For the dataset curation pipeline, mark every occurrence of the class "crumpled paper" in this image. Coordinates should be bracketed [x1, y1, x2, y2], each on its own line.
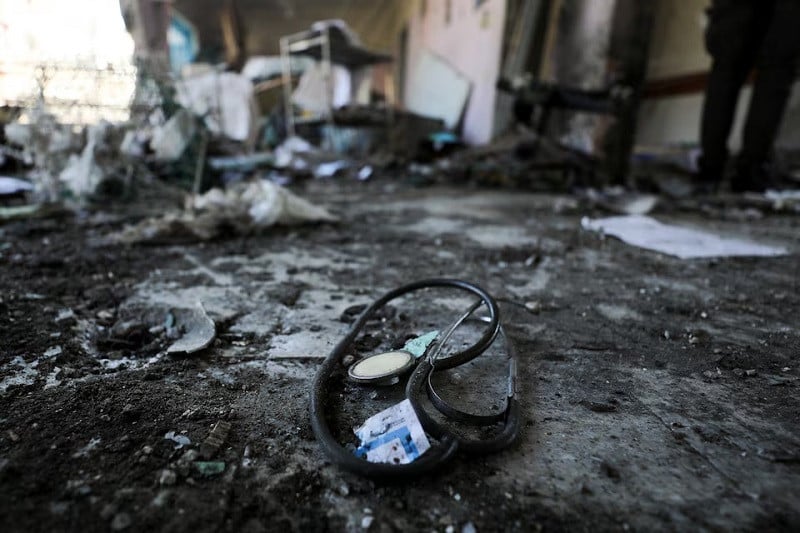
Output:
[111, 179, 337, 244]
[354, 399, 430, 465]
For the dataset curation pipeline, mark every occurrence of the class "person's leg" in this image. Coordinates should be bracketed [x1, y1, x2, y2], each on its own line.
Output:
[698, 0, 768, 185]
[734, 0, 800, 192]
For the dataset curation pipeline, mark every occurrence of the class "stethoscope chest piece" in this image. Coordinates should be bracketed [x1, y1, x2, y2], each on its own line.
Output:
[347, 350, 415, 385]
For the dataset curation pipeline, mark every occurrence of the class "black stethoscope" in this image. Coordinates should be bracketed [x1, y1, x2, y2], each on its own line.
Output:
[310, 278, 520, 479]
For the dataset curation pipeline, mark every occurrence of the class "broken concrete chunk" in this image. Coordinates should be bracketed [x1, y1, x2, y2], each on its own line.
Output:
[158, 469, 177, 486]
[55, 308, 75, 322]
[524, 300, 542, 314]
[111, 320, 148, 339]
[173, 449, 199, 477]
[43, 346, 62, 358]
[167, 303, 216, 355]
[110, 512, 132, 531]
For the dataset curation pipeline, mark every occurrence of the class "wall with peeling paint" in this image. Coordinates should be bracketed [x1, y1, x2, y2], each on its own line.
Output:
[646, 0, 709, 80]
[636, 0, 799, 149]
[403, 0, 507, 145]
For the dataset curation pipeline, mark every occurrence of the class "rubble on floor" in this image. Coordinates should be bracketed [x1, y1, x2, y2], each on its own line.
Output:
[2, 16, 800, 530]
[107, 179, 335, 244]
[2, 184, 798, 531]
[165, 303, 216, 355]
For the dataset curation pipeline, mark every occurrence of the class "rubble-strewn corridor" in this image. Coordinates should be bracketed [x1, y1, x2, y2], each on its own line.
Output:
[2, 183, 799, 531]
[2, 1, 800, 531]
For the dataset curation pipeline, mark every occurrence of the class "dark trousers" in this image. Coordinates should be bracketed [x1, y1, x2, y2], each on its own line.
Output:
[700, 0, 800, 181]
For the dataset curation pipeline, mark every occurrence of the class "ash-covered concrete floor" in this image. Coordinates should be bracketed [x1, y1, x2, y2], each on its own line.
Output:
[1, 183, 799, 531]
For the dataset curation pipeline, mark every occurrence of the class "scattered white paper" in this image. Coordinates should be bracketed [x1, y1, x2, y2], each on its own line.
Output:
[313, 160, 349, 179]
[0, 176, 33, 195]
[765, 189, 800, 210]
[765, 189, 800, 201]
[354, 399, 430, 464]
[164, 431, 191, 449]
[582, 215, 788, 259]
[357, 165, 373, 181]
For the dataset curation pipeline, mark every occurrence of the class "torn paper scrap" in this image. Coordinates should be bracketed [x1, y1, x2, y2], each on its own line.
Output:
[581, 215, 788, 259]
[403, 330, 439, 358]
[354, 399, 430, 464]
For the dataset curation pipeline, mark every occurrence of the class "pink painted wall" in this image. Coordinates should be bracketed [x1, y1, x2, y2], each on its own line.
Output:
[404, 0, 507, 144]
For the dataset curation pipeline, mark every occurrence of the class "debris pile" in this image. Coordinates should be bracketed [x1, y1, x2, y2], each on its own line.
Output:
[110, 179, 337, 244]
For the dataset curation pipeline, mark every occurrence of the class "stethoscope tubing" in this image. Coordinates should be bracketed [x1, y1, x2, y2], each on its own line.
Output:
[310, 278, 520, 479]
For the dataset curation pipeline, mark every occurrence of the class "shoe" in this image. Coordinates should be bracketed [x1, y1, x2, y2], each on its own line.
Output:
[694, 181, 719, 195]
[731, 159, 772, 194]
[692, 173, 721, 195]
[694, 154, 723, 194]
